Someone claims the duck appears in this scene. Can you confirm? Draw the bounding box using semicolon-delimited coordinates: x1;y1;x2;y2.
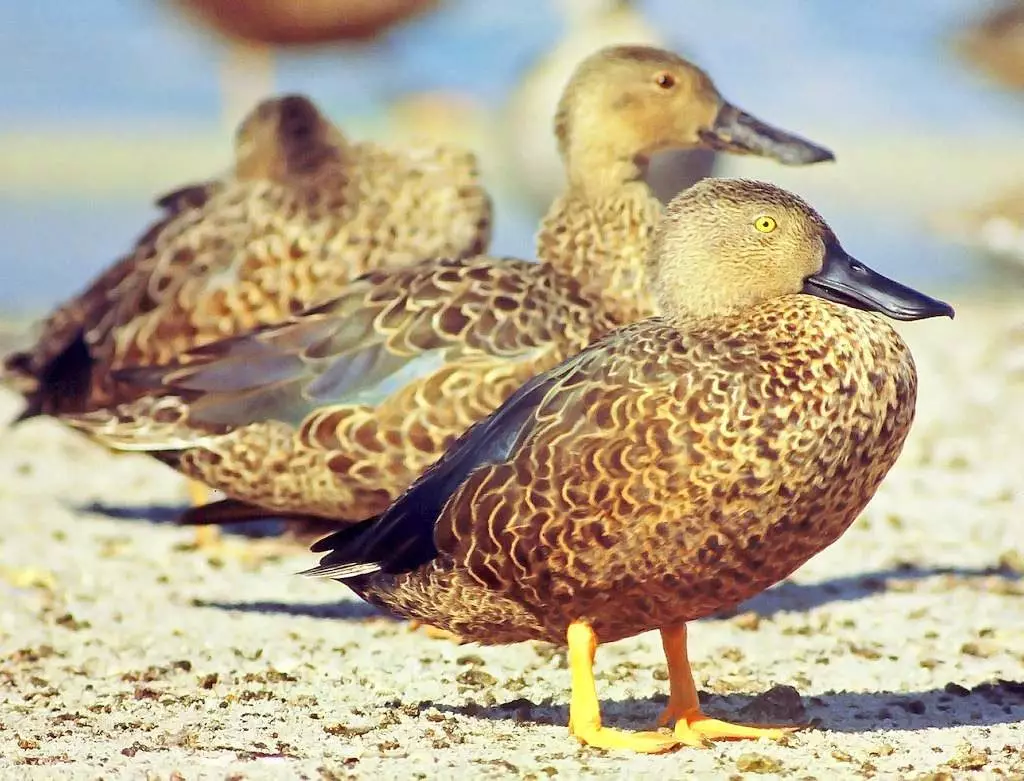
64;46;835;538
301;178;954;753
952;0;1024;92
4;93;491;424
503;0;715;211
3;92;491;546
169;0;441;46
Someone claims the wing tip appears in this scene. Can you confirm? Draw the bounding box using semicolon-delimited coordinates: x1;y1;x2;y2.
298;561;383;579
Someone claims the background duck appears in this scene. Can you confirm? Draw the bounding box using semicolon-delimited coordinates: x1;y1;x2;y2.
167;0;443;46
951;0;1024;92
65;45;835;541
303;178;954;753
3;93;492;422
502;0;715;213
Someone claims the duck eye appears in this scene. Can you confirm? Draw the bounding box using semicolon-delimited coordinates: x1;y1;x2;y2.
655;72;675;89
754;215;777;233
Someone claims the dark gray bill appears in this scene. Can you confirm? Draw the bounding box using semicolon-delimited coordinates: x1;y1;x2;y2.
802;238;955;321
699;102;835;165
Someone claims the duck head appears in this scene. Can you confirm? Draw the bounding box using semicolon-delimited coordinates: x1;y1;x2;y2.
647;178;955;322
554;45;834;194
234;94;349;180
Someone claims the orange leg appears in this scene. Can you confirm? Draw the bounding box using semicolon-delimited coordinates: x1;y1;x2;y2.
658;625;796;746
567;621;679;753
181;481;286;567
186;479;220;549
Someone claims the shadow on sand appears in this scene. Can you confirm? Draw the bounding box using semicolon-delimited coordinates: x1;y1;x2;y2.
196;563;1020;625
407;680;1024;735
192;566;1024;737
79;501;290;538
724;563;1020;620
194;597;384;621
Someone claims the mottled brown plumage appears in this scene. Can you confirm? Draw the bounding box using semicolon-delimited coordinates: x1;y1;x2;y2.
64;46;833;530
4;93;491;419
301;179;953;752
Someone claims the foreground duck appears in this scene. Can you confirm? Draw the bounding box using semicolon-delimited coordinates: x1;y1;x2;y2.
66;46;834;536
302;179;953;753
3;93;492;422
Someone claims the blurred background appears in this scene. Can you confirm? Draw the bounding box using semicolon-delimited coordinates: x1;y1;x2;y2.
0;0;1022;316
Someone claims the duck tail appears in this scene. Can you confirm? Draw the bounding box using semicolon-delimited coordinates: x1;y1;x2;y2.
2;332;95;422
300;516;384;579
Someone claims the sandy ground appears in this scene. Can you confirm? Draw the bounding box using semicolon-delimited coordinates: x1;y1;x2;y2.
0;297;1022;780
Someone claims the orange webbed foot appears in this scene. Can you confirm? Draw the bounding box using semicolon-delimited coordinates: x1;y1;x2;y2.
659;704;796;747
570;722;679;753
657;625;798;747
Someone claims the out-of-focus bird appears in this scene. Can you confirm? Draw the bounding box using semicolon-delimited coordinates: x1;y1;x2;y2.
164;1;444;134
952;0;1024;91
168;0;442;46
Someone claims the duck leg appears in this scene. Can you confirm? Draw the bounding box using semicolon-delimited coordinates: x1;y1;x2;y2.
657;624;794;745
186;479;221;549
566;621;679;753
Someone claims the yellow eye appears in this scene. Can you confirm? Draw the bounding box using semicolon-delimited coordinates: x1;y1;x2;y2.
754;215;777;233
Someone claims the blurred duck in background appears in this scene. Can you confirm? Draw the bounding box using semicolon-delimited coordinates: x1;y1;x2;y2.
952;0;1024;91
163;0;445;129
946;0;1024;270
168;0;443;45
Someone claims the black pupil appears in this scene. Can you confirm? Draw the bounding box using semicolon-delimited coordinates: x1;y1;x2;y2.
658;74;673;87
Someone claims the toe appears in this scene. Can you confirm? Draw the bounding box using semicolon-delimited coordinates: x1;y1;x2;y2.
572;726;679;754
676;712;795;742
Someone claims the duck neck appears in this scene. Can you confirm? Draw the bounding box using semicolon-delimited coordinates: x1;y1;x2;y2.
289;142;350;180
564;139;649;201
282;146;355;200
536;162;662;326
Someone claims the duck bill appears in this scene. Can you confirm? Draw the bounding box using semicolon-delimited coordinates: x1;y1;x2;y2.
699;102;835;165
802;239;955;321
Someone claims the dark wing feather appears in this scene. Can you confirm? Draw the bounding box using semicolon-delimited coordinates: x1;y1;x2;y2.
303;358;573;579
